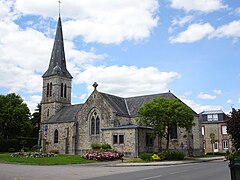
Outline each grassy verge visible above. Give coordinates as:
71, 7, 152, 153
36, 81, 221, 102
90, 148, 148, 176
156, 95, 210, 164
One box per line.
0, 153, 95, 165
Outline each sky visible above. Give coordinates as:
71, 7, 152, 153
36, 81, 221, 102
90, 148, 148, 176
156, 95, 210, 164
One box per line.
0, 0, 240, 114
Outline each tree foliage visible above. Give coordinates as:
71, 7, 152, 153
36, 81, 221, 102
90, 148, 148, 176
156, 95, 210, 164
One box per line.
226, 108, 240, 150
138, 97, 194, 150
0, 93, 32, 139
30, 103, 41, 138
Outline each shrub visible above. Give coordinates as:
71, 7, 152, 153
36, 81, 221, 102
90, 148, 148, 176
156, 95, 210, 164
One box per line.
11, 151, 56, 158
49, 149, 59, 154
0, 139, 20, 152
160, 151, 185, 160
23, 147, 29, 152
91, 143, 102, 150
8, 148, 15, 152
139, 152, 152, 161
101, 143, 112, 150
31, 145, 42, 152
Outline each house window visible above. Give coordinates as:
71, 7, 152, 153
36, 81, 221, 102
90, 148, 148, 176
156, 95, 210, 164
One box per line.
54, 129, 59, 143
47, 109, 49, 117
64, 84, 67, 98
201, 126, 205, 136
146, 133, 154, 147
222, 125, 227, 135
89, 111, 100, 135
61, 83, 63, 97
119, 135, 124, 144
113, 134, 124, 144
170, 126, 178, 139
223, 140, 228, 149
113, 135, 118, 144
207, 114, 218, 121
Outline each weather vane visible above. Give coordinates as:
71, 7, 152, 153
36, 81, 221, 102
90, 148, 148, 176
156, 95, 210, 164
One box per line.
58, 0, 61, 16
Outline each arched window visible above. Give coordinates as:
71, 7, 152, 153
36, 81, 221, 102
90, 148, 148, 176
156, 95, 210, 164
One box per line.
96, 116, 100, 134
64, 84, 67, 98
47, 109, 49, 117
54, 129, 59, 143
91, 117, 95, 135
60, 83, 63, 97
90, 111, 100, 135
49, 82, 52, 97
47, 83, 49, 97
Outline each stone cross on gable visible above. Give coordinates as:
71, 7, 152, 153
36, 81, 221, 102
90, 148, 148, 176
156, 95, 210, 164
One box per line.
92, 82, 98, 90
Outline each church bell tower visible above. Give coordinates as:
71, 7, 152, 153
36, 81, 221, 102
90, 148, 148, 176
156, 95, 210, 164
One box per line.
41, 15, 72, 123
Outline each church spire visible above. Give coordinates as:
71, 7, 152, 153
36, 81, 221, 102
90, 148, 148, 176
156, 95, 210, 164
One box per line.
43, 15, 72, 78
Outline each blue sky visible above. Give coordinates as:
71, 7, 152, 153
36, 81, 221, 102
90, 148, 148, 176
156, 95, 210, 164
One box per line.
0, 0, 240, 113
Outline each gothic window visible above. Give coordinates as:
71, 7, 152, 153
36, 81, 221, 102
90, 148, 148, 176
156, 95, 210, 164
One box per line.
64, 84, 67, 98
47, 109, 49, 117
49, 82, 52, 96
61, 83, 63, 97
96, 116, 100, 134
90, 111, 100, 135
54, 129, 59, 143
47, 83, 49, 97
91, 117, 95, 135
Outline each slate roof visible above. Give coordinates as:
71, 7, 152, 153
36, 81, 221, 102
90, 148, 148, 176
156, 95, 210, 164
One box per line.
200, 110, 224, 115
45, 104, 83, 124
100, 91, 195, 118
43, 16, 72, 78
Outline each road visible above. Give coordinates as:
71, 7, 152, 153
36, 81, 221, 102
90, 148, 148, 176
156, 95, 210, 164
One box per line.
0, 160, 230, 180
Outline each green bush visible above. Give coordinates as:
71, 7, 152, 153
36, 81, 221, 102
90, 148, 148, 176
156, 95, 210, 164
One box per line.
160, 151, 185, 160
0, 139, 20, 152
23, 147, 30, 152
139, 152, 153, 161
31, 145, 42, 152
91, 143, 102, 150
101, 143, 112, 150
206, 152, 226, 156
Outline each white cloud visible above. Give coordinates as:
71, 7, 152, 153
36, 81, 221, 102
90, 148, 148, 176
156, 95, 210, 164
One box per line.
24, 95, 42, 113
75, 65, 181, 97
170, 0, 227, 13
16, 0, 159, 44
227, 99, 232, 104
234, 7, 240, 16
238, 98, 240, 104
169, 23, 214, 43
0, 20, 105, 94
197, 92, 216, 100
213, 89, 221, 95
210, 20, 240, 39
182, 98, 223, 113
168, 15, 193, 33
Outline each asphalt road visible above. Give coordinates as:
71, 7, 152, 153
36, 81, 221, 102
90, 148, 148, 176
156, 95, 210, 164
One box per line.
0, 160, 230, 180
87, 160, 230, 180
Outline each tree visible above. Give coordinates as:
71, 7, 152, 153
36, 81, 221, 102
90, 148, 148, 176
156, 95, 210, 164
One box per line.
30, 103, 41, 137
0, 93, 32, 139
226, 108, 240, 150
138, 97, 194, 150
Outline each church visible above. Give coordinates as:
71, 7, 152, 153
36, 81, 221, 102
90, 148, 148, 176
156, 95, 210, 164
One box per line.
40, 15, 203, 157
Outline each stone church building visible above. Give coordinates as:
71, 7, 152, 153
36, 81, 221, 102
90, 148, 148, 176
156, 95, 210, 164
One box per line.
40, 15, 203, 157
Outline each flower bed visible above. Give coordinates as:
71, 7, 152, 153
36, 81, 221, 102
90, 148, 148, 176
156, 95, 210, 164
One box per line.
11, 151, 56, 158
83, 151, 124, 161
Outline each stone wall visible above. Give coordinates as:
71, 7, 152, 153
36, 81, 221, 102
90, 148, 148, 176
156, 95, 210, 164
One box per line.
43, 122, 75, 154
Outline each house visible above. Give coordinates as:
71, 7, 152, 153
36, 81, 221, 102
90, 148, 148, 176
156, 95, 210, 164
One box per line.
200, 110, 231, 154
39, 15, 203, 157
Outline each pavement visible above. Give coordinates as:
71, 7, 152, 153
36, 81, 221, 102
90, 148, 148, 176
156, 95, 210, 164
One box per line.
113, 156, 225, 167
81, 156, 225, 167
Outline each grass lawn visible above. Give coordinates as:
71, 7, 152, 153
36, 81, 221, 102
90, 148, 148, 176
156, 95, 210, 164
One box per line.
0, 153, 95, 165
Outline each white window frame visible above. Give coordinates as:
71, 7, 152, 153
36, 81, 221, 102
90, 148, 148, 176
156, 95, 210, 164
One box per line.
201, 126, 205, 135
223, 140, 228, 149
222, 125, 227, 135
